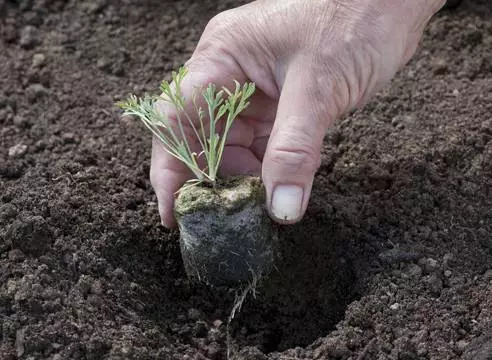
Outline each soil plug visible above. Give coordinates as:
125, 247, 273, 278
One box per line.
118, 67, 278, 286
175, 175, 277, 285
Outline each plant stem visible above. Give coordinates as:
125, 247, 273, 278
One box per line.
117, 66, 255, 186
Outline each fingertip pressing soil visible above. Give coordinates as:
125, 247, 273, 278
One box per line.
1, 0, 491, 360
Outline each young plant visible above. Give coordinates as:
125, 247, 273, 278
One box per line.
117, 67, 255, 186
118, 67, 276, 288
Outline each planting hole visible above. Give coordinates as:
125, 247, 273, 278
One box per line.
103, 205, 358, 356
223, 216, 359, 353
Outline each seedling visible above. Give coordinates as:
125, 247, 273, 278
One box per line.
117, 67, 277, 288
117, 66, 255, 186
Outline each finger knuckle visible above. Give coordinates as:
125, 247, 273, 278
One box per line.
195, 11, 241, 64
205, 10, 236, 34
269, 128, 321, 175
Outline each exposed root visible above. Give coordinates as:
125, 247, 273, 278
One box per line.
226, 274, 259, 360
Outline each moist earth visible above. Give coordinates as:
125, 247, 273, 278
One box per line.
1, 0, 491, 359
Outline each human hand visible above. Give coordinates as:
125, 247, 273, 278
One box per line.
151, 0, 446, 228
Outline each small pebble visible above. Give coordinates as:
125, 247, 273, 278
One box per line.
97, 58, 110, 70
443, 253, 455, 268
129, 282, 138, 290
32, 53, 46, 68
19, 25, 38, 49
62, 132, 77, 144
8, 144, 28, 158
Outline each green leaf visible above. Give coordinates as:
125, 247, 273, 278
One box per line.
116, 66, 256, 184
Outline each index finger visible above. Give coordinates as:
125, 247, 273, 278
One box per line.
150, 135, 192, 228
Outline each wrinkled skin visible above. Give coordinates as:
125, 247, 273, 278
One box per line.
150, 0, 446, 228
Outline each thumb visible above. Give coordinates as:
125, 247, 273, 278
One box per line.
262, 62, 334, 224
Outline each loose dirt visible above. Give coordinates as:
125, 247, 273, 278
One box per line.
1, 0, 491, 359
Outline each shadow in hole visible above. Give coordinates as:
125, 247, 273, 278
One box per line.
227, 206, 359, 353
100, 189, 359, 354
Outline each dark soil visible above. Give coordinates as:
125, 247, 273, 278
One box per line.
0, 0, 491, 359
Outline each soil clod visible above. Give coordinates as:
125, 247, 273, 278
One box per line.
6, 215, 53, 256
0, 1, 490, 359
175, 176, 278, 286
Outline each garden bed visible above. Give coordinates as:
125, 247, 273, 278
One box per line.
0, 0, 491, 359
